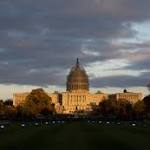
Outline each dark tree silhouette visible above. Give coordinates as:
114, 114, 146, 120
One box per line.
94, 98, 134, 119
143, 95, 150, 118
3, 99, 13, 106
22, 88, 55, 117
147, 83, 150, 93
133, 100, 145, 118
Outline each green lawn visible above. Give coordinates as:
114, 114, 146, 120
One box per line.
0, 121, 150, 150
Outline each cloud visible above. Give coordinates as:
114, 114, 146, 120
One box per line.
0, 0, 150, 90
91, 71, 150, 88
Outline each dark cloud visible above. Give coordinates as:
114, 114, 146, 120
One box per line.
0, 0, 150, 88
91, 72, 150, 88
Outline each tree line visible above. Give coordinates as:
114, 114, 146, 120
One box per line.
0, 86, 150, 120
0, 88, 56, 120
90, 96, 150, 120
91, 84, 150, 119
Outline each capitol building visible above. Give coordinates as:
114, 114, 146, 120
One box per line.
13, 59, 142, 114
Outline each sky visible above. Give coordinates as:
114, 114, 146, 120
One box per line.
0, 0, 150, 99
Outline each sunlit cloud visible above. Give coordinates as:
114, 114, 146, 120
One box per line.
86, 59, 149, 80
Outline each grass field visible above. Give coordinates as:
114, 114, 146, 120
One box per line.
0, 121, 150, 150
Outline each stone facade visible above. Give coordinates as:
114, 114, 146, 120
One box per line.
13, 90, 107, 114
13, 59, 142, 114
62, 91, 107, 113
109, 89, 142, 104
13, 93, 29, 106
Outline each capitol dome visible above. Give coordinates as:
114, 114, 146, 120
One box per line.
66, 58, 89, 92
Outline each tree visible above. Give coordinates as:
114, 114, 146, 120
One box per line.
22, 88, 55, 117
0, 100, 5, 118
98, 99, 118, 117
134, 100, 145, 118
117, 99, 133, 119
0, 100, 17, 119
97, 98, 133, 119
4, 106, 17, 119
147, 83, 150, 94
143, 95, 150, 117
3, 99, 13, 106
